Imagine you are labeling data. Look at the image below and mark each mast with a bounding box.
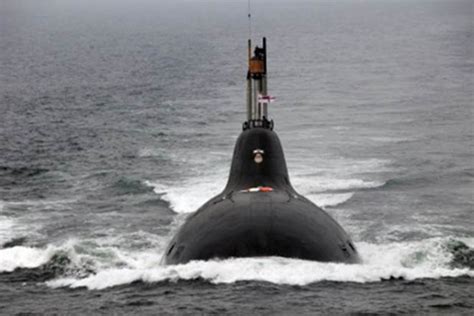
[245,37,273,130]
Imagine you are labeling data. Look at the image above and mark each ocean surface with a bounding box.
[1,0,473,314]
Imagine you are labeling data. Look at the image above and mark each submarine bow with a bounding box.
[165,38,360,265]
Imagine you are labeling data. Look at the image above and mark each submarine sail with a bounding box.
[164,38,360,265]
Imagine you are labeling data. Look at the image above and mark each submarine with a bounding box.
[165,38,360,265]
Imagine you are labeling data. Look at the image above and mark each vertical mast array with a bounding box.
[245,37,272,130]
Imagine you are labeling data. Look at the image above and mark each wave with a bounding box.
[0,215,17,245]
[143,155,390,214]
[109,177,155,196]
[145,176,226,214]
[0,199,77,246]
[45,237,473,290]
[305,192,355,208]
[2,237,472,290]
[0,246,57,273]
[292,176,385,193]
[0,201,32,246]
[145,176,382,214]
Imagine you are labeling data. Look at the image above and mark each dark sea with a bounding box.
[1,0,473,314]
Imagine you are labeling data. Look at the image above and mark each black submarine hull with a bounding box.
[165,128,360,265]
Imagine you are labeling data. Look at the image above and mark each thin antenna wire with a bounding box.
[248,0,252,39]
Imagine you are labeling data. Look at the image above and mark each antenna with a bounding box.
[248,0,252,39]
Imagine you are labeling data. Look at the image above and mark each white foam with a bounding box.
[144,154,389,215]
[0,234,167,273]
[145,175,226,214]
[46,237,474,290]
[306,192,355,208]
[0,246,57,272]
[146,174,381,214]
